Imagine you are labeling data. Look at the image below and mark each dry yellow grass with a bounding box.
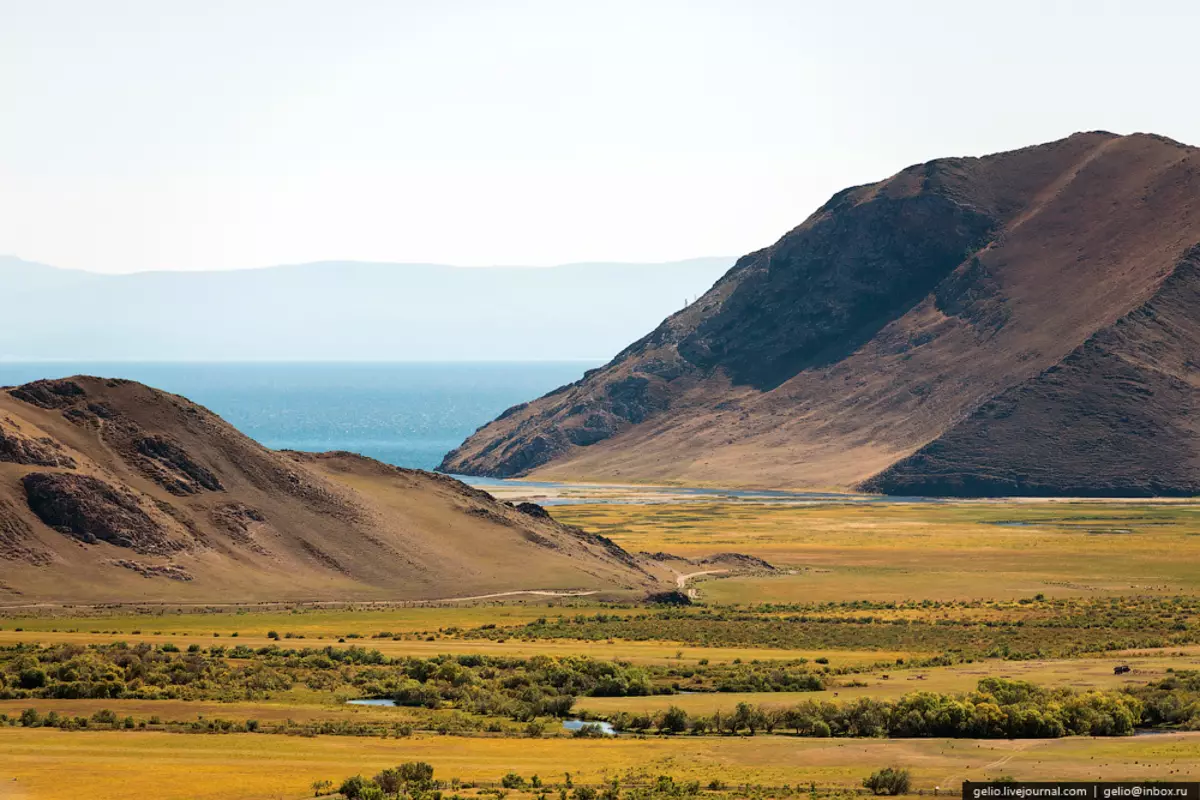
[0,604,630,638]
[2,728,1200,800]
[550,501,1200,601]
[0,628,918,667]
[0,696,417,726]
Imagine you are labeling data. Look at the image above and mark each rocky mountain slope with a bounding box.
[0,377,663,603]
[441,132,1200,496]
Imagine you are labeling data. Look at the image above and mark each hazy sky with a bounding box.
[3,0,1198,274]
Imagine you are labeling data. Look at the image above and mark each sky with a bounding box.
[2,0,1199,274]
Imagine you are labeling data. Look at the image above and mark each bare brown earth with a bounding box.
[0,377,665,603]
[441,132,1200,495]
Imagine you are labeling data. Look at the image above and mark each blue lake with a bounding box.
[561,719,617,735]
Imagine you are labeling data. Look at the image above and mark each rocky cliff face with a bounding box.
[441,132,1200,495]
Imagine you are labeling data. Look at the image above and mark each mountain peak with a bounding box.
[441,132,1200,497]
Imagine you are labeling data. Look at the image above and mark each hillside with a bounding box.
[0,257,731,361]
[441,132,1200,496]
[0,377,664,603]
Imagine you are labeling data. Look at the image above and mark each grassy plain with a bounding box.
[3,728,1200,800]
[0,604,631,637]
[5,498,1200,798]
[551,501,1200,602]
[578,650,1200,715]
[0,628,917,667]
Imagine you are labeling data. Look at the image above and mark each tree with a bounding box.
[311,779,333,797]
[339,775,369,800]
[502,773,526,789]
[399,761,435,789]
[660,705,689,734]
[572,723,608,738]
[18,668,46,690]
[542,695,576,717]
[732,702,764,734]
[863,767,911,796]
[374,768,402,795]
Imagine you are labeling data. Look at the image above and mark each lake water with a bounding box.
[0,361,599,471]
[458,475,931,505]
[561,719,617,735]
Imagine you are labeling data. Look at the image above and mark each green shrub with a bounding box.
[863,767,911,795]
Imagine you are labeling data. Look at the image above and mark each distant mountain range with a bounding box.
[1,257,733,361]
[443,132,1200,497]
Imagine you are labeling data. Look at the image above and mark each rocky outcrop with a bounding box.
[514,501,552,519]
[8,379,87,409]
[0,498,50,564]
[21,472,181,554]
[0,420,76,468]
[209,502,271,554]
[135,435,224,495]
[108,559,193,581]
[700,552,777,571]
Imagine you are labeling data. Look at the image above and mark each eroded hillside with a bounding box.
[441,132,1200,495]
[0,377,664,602]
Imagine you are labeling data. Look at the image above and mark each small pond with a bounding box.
[562,719,617,736]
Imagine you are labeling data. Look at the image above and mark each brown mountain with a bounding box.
[441,132,1200,496]
[0,377,662,603]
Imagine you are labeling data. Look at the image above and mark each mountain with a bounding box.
[441,132,1200,497]
[0,376,663,603]
[0,257,732,361]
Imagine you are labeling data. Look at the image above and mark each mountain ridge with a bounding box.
[441,132,1200,496]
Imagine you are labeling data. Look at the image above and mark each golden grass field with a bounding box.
[551,501,1200,602]
[0,605,602,636]
[0,627,919,667]
[577,649,1200,715]
[5,498,1200,798]
[2,728,1200,800]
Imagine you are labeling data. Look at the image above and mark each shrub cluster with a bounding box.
[0,643,829,711]
[456,599,1197,659]
[605,678,1144,738]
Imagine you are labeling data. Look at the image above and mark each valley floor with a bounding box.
[4,496,1200,798]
